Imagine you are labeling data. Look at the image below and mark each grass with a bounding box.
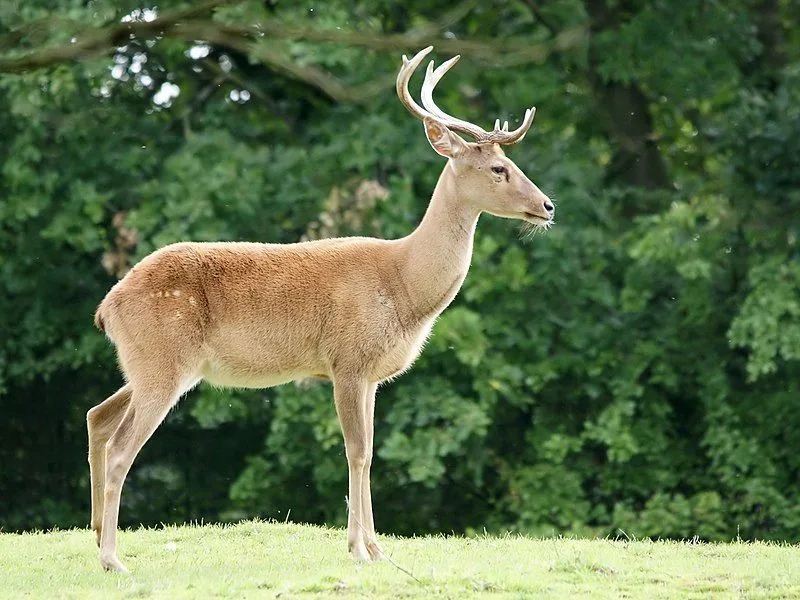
[2,520,799,599]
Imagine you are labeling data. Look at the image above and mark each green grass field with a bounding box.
[2,520,799,598]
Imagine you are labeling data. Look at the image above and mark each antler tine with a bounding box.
[396,46,434,121]
[498,107,536,144]
[420,57,457,122]
[419,56,491,141]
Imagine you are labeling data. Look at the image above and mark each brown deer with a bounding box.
[88,46,554,572]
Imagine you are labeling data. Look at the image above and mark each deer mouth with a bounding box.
[523,212,553,225]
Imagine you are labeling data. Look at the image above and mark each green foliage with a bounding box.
[729,259,800,381]
[1,0,799,544]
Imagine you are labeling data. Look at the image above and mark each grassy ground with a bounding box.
[2,521,799,599]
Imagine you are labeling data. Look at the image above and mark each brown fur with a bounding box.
[94,309,105,333]
[87,51,553,573]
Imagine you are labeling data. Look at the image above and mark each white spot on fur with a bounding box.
[173,290,181,297]
[188,296,197,306]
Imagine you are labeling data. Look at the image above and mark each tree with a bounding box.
[1,0,798,542]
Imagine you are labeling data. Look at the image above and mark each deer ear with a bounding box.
[423,117,468,158]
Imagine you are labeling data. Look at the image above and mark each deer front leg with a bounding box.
[360,382,383,560]
[332,373,372,561]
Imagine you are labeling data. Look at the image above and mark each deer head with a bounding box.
[397,46,554,228]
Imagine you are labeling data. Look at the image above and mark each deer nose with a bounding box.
[543,199,555,215]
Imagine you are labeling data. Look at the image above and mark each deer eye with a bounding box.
[491,165,507,175]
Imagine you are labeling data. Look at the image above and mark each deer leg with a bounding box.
[332,373,371,561]
[360,382,383,560]
[98,382,179,573]
[87,384,133,547]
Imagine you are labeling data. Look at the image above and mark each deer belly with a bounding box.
[200,352,317,389]
[201,367,300,389]
[373,319,435,381]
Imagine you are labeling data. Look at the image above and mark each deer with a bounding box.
[87,45,554,573]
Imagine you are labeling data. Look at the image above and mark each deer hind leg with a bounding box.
[332,373,373,562]
[87,384,133,546]
[360,382,383,560]
[98,370,196,573]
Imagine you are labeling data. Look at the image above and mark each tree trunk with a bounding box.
[586,0,671,191]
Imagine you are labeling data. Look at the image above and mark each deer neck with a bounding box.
[398,162,480,322]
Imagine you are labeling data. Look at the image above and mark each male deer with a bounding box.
[88,46,554,572]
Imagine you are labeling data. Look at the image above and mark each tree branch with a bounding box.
[247,21,585,65]
[0,0,243,73]
[1,7,585,73]
[169,22,364,102]
[0,1,586,102]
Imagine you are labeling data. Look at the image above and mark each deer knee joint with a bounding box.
[104,443,129,479]
[346,448,371,470]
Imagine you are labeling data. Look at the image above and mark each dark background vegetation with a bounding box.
[1,0,799,541]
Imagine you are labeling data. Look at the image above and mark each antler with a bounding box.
[396,46,536,145]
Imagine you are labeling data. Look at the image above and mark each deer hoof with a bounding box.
[366,540,384,561]
[100,554,130,574]
[348,540,371,562]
